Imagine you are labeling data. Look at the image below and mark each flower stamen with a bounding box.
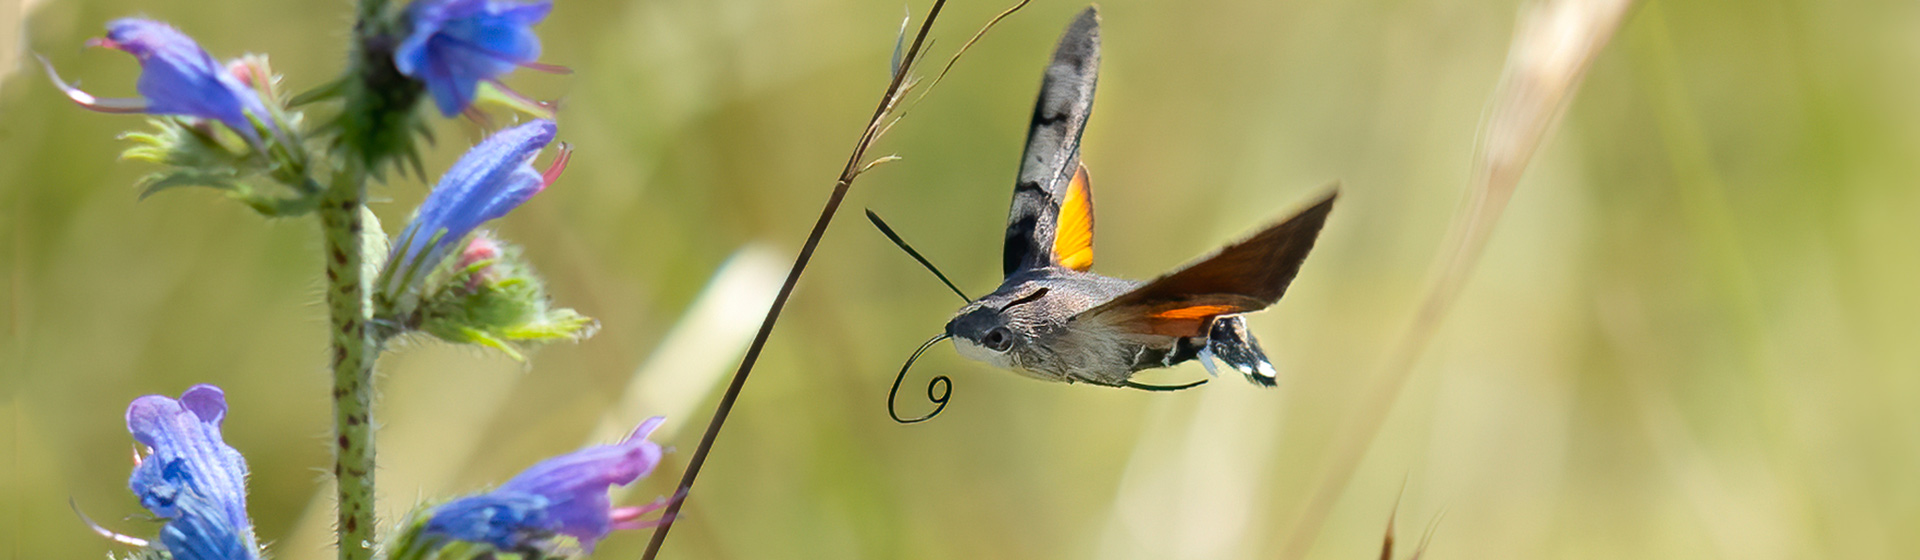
[70,499,152,548]
[541,142,571,189]
[38,55,148,113]
[516,60,572,74]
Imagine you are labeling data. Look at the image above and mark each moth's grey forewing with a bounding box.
[1077,190,1339,333]
[1003,6,1101,278]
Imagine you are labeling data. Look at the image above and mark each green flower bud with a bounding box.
[408,233,595,359]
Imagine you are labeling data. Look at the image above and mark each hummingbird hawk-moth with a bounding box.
[877,6,1336,422]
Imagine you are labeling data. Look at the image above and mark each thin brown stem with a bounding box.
[636,2,949,558]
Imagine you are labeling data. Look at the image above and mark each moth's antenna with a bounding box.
[867,209,971,302]
[1121,378,1209,392]
[889,333,954,423]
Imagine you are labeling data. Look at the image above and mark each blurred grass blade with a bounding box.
[1278,0,1635,558]
[1594,288,1799,559]
[1095,389,1282,560]
[590,246,785,445]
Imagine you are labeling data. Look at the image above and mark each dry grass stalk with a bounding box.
[636,1,1035,556]
[1278,0,1634,557]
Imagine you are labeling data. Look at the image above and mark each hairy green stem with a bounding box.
[322,0,409,555]
[320,167,379,560]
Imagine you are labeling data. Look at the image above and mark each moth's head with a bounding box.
[944,285,1054,369]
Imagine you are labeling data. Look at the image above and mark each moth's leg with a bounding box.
[1121,378,1209,391]
[1196,346,1223,378]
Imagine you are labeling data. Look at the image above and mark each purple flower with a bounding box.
[424,418,668,553]
[126,385,261,560]
[41,18,274,144]
[383,119,568,298]
[395,0,564,117]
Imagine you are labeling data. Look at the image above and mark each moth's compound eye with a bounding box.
[982,327,1013,352]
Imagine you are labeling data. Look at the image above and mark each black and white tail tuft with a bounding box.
[1207,317,1277,386]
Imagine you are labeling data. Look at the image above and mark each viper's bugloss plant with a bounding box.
[375,119,591,356]
[382,119,561,297]
[396,0,563,117]
[412,232,596,358]
[113,385,264,560]
[387,418,669,560]
[43,19,276,145]
[43,19,318,215]
[47,2,589,560]
[299,0,559,174]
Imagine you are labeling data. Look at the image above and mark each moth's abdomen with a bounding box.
[1126,336,1205,372]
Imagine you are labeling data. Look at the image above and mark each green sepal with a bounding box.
[361,206,392,275]
[400,235,596,359]
[117,55,325,218]
[289,75,351,108]
[384,504,443,560]
[328,74,428,181]
[385,501,568,560]
[472,82,556,121]
[121,118,314,217]
[120,117,255,174]
[316,18,430,181]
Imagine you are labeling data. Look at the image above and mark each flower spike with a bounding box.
[420,417,669,554]
[121,384,263,560]
[382,119,558,300]
[44,19,276,145]
[395,0,560,116]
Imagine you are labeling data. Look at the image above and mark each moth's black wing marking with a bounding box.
[1003,6,1101,278]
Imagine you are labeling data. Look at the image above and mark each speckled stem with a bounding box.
[328,0,399,554]
[319,168,378,560]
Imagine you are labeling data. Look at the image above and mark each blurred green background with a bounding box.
[6,0,1920,558]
